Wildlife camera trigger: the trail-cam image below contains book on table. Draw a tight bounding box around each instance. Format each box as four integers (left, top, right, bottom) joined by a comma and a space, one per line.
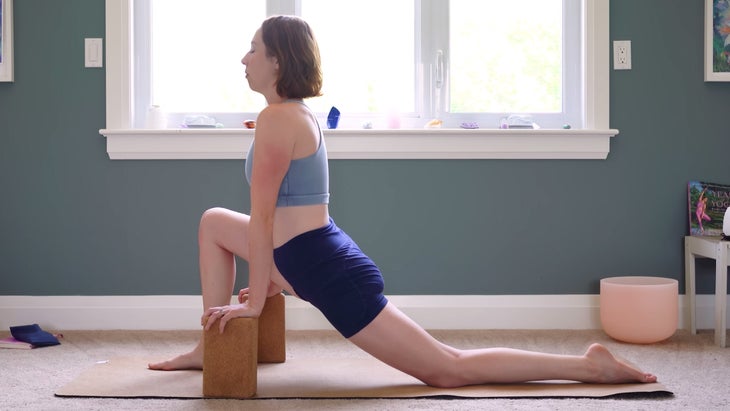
688, 181, 730, 236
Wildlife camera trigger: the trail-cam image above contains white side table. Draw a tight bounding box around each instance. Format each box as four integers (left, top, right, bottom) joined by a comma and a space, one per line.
684, 235, 729, 347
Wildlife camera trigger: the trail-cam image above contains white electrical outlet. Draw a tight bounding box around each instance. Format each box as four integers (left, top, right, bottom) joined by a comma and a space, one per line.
613, 40, 631, 70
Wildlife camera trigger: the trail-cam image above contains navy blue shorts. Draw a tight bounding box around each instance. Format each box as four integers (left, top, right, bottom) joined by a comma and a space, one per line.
273, 219, 388, 338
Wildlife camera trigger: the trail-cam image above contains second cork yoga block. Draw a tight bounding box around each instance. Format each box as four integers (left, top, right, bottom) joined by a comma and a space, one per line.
258, 293, 286, 363
203, 317, 258, 398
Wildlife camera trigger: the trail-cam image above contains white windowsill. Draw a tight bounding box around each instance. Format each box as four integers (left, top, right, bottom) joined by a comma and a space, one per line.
104, 1, 613, 161
99, 128, 618, 160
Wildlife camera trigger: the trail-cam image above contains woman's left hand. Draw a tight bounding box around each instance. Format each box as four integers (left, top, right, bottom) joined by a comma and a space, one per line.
202, 302, 261, 334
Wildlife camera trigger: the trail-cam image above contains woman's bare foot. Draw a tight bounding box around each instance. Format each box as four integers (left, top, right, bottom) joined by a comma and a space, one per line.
583, 343, 657, 383
148, 345, 203, 371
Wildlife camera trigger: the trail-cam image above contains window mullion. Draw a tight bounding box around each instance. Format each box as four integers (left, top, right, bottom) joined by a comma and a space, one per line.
419, 0, 449, 121
133, 0, 152, 128
267, 0, 299, 16
563, 0, 583, 128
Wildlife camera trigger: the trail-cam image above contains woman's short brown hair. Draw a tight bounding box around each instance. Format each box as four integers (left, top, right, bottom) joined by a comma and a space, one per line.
261, 16, 323, 99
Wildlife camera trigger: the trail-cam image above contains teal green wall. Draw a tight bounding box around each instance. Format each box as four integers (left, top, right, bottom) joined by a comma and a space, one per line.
1, 1, 728, 295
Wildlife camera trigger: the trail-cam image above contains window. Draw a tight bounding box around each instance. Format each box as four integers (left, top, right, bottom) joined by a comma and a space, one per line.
136, 0, 266, 127
300, 0, 416, 122
445, 1, 582, 129
102, 0, 615, 160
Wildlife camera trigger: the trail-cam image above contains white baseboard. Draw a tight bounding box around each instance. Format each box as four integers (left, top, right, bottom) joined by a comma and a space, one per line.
0, 294, 723, 331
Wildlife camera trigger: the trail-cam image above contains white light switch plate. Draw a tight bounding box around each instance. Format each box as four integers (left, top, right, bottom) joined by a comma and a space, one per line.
85, 38, 103, 68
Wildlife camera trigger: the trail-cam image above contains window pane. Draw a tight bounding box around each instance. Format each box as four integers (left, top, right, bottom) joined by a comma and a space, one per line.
301, 0, 415, 115
139, 0, 577, 129
449, 0, 562, 114
150, 0, 266, 113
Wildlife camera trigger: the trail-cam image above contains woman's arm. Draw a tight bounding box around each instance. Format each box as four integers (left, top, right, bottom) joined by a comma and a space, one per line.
246, 106, 294, 315
203, 106, 294, 333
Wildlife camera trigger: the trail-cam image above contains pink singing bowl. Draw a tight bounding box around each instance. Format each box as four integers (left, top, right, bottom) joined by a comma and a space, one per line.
600, 276, 678, 344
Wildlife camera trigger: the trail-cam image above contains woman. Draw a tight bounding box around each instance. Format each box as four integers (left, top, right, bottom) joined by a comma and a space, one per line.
696, 189, 711, 233
149, 16, 656, 387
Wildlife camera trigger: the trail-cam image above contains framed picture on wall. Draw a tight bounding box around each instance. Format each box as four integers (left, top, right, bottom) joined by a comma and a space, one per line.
0, 0, 14, 82
705, 0, 730, 81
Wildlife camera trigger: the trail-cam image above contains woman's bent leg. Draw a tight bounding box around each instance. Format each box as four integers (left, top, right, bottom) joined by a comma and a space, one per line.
198, 208, 251, 311
149, 208, 252, 370
348, 303, 657, 387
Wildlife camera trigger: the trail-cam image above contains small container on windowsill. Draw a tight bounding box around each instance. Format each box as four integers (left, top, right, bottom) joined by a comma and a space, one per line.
145, 105, 167, 129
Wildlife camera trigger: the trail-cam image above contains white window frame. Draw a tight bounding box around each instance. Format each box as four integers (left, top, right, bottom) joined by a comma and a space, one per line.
100, 0, 616, 160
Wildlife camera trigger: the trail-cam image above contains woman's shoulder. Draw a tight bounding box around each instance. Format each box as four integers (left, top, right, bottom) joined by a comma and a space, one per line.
259, 102, 312, 130
260, 100, 307, 117
254, 103, 307, 145
258, 103, 289, 121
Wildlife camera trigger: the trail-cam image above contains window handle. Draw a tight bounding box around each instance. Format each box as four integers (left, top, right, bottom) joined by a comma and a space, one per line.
435, 50, 444, 89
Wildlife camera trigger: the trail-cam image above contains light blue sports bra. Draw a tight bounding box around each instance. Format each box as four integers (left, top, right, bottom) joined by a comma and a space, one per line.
245, 103, 330, 207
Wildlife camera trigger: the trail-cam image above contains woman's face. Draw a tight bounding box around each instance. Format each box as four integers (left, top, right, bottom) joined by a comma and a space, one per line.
241, 29, 278, 94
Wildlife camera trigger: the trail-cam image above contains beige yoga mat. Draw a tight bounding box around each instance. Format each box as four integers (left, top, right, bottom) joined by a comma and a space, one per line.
55, 357, 671, 399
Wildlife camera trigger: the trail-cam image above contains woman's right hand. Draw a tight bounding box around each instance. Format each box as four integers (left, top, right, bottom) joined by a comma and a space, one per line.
237, 287, 250, 303
202, 302, 260, 333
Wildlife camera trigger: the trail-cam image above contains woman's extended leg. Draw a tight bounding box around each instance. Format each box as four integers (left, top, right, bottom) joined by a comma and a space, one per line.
148, 207, 252, 370
348, 303, 657, 388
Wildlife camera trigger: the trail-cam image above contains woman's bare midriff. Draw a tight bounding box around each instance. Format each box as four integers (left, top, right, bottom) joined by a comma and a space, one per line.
273, 204, 330, 248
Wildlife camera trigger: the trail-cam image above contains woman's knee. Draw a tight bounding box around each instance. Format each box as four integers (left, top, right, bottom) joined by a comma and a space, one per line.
417, 351, 470, 388
201, 207, 229, 220
199, 207, 230, 239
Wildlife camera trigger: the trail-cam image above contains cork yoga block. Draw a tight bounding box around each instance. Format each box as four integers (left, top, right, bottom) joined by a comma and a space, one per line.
258, 293, 286, 363
238, 293, 287, 363
203, 317, 258, 398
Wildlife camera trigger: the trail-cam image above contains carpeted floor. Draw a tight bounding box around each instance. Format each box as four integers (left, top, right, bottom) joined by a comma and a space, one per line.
1, 329, 728, 410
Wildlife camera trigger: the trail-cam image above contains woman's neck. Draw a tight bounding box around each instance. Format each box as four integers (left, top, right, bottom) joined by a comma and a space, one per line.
264, 91, 286, 105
